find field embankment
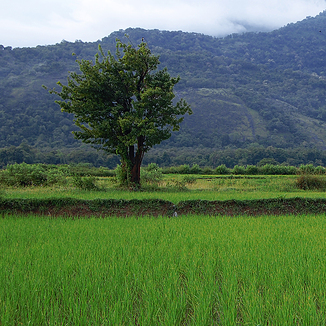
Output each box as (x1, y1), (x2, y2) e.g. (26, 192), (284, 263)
(2, 197), (326, 217)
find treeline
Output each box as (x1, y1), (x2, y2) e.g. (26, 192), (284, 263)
(143, 146), (326, 168)
(161, 164), (322, 176)
(2, 144), (326, 169)
(0, 144), (119, 169)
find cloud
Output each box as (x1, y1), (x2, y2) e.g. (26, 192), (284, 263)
(1, 0), (325, 47)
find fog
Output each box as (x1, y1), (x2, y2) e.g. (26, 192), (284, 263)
(1, 0), (325, 47)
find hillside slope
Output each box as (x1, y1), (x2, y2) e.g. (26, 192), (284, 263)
(1, 11), (326, 154)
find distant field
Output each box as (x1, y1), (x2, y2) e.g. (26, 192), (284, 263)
(1, 214), (326, 324)
(1, 174), (326, 203)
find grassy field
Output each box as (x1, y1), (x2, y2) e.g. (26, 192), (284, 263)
(1, 174), (326, 203)
(1, 214), (326, 324)
(2, 174), (326, 324)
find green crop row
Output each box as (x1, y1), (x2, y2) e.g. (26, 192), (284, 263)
(1, 214), (326, 324)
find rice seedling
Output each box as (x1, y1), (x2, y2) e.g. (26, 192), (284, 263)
(1, 214), (326, 324)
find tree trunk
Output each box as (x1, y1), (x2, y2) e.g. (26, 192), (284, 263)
(130, 154), (142, 185)
(128, 136), (144, 188)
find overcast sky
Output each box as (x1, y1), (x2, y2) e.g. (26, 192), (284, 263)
(1, 0), (326, 48)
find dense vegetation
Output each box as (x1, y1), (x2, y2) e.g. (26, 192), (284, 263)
(1, 143), (326, 168)
(2, 12), (326, 164)
(2, 214), (326, 324)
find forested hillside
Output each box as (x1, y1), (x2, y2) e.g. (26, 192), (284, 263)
(1, 11), (326, 166)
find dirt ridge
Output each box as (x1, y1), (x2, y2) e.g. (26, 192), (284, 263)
(1, 197), (326, 217)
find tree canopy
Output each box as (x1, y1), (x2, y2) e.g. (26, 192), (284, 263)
(47, 40), (191, 187)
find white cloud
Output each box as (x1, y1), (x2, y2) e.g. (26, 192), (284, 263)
(1, 0), (325, 47)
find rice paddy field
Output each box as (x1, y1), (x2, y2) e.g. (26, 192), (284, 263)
(2, 174), (326, 324)
(2, 213), (326, 325)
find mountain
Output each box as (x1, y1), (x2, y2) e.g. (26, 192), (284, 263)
(1, 11), (326, 166)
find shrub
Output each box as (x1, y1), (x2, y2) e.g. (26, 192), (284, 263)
(69, 163), (114, 177)
(0, 163), (47, 187)
(0, 163), (71, 187)
(202, 167), (214, 175)
(141, 163), (163, 186)
(232, 165), (246, 175)
(167, 175), (197, 190)
(245, 165), (259, 175)
(259, 164), (296, 175)
(215, 164), (230, 175)
(315, 166), (326, 175)
(177, 164), (191, 174)
(114, 164), (129, 186)
(295, 175), (326, 190)
(298, 164), (315, 175)
(189, 164), (202, 174)
(72, 175), (99, 190)
(182, 175), (197, 185)
(46, 170), (67, 186)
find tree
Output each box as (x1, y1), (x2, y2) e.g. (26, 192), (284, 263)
(46, 39), (191, 187)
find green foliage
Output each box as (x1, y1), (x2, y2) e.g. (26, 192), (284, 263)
(245, 165), (259, 175)
(259, 164), (297, 175)
(182, 175), (197, 185)
(3, 14), (326, 157)
(314, 166), (326, 175)
(141, 163), (163, 187)
(45, 169), (68, 186)
(215, 164), (231, 175)
(298, 164), (317, 175)
(69, 163), (114, 177)
(295, 175), (326, 190)
(0, 163), (69, 187)
(163, 164), (191, 174)
(0, 163), (47, 187)
(232, 165), (246, 175)
(189, 164), (201, 174)
(46, 40), (191, 186)
(71, 175), (99, 191)
(168, 175), (197, 190)
(114, 164), (129, 188)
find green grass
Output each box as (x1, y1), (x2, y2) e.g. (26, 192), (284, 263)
(1, 214), (326, 324)
(2, 174), (326, 204)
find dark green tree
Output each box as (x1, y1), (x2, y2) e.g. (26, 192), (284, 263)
(46, 40), (191, 187)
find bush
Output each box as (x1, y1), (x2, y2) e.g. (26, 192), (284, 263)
(259, 164), (296, 175)
(298, 164), (315, 175)
(189, 164), (202, 174)
(0, 163), (70, 187)
(295, 175), (326, 190)
(167, 175), (197, 190)
(72, 175), (99, 191)
(245, 165), (259, 175)
(202, 167), (214, 175)
(141, 163), (163, 186)
(114, 164), (129, 186)
(46, 170), (67, 186)
(177, 164), (191, 174)
(215, 164), (230, 175)
(69, 163), (114, 177)
(232, 165), (246, 175)
(182, 175), (197, 185)
(0, 163), (47, 186)
(315, 166), (326, 175)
